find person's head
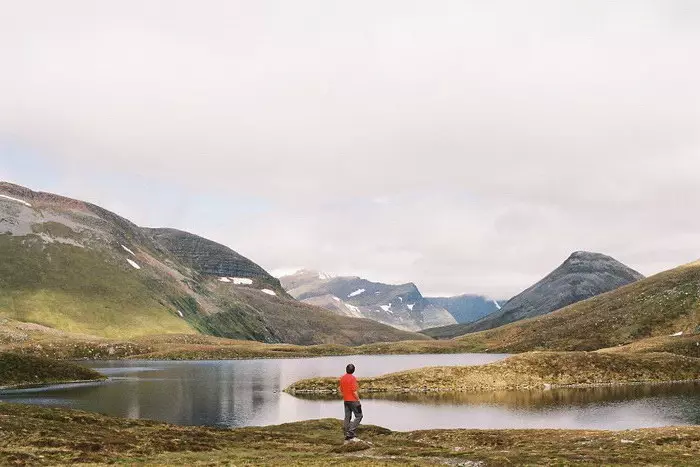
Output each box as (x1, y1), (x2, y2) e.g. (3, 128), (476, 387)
(346, 363), (355, 374)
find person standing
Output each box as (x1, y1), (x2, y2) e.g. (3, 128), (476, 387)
(339, 363), (363, 442)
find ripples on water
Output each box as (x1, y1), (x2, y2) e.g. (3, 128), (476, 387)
(0, 354), (698, 431)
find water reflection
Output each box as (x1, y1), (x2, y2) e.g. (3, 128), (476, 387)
(296, 381), (700, 412)
(0, 355), (697, 431)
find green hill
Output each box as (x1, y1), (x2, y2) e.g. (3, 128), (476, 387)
(455, 260), (700, 353)
(0, 182), (424, 345)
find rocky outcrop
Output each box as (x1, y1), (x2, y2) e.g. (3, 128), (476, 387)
(144, 228), (284, 293)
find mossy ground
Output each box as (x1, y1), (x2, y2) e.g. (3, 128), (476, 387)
(0, 403), (698, 466)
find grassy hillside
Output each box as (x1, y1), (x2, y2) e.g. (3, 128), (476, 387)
(453, 261), (700, 352)
(1, 404), (699, 466)
(0, 235), (194, 338)
(287, 351), (700, 394)
(0, 352), (103, 387)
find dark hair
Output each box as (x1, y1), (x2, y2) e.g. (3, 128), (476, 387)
(346, 364), (355, 374)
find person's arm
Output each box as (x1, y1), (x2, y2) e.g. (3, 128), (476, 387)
(353, 380), (360, 401)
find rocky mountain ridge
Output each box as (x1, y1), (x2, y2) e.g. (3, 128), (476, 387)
(280, 270), (457, 331)
(423, 251), (644, 339)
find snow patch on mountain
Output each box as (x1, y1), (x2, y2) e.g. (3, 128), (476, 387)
(233, 277), (253, 285)
(348, 289), (365, 298)
(218, 277), (231, 283)
(493, 300), (502, 310)
(261, 289), (276, 296)
(380, 304), (391, 312)
(407, 303), (415, 310)
(0, 194), (32, 208)
(121, 245), (136, 256)
(126, 259), (141, 270)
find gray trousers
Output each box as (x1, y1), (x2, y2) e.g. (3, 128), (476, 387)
(343, 401), (363, 438)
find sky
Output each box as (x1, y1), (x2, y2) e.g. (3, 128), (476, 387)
(1, 0), (700, 298)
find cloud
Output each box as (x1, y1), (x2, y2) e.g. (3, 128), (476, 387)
(1, 0), (700, 297)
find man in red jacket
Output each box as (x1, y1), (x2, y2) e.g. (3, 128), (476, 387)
(339, 363), (363, 441)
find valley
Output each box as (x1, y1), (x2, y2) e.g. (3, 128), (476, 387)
(1, 182), (699, 466)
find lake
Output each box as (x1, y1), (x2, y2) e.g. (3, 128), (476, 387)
(1, 354), (698, 431)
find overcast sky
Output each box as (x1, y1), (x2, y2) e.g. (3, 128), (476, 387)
(2, 1), (700, 298)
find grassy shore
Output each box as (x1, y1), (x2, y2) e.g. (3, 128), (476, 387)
(0, 333), (490, 361)
(599, 334), (700, 358)
(2, 323), (698, 362)
(0, 402), (698, 466)
(0, 352), (104, 388)
(286, 351), (700, 394)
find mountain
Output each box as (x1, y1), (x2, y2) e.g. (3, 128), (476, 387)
(425, 295), (505, 324)
(144, 228), (287, 295)
(456, 259), (700, 353)
(0, 182), (424, 345)
(422, 251), (644, 339)
(280, 270), (457, 331)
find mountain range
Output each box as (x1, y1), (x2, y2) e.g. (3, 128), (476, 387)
(456, 258), (700, 353)
(280, 270), (457, 331)
(423, 251), (644, 339)
(0, 182), (423, 345)
(425, 295), (505, 324)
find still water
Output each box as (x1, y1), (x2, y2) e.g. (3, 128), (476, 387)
(1, 354), (698, 431)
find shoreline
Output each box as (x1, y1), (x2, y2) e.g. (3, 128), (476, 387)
(286, 351), (700, 395)
(0, 377), (106, 392)
(288, 377), (700, 395)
